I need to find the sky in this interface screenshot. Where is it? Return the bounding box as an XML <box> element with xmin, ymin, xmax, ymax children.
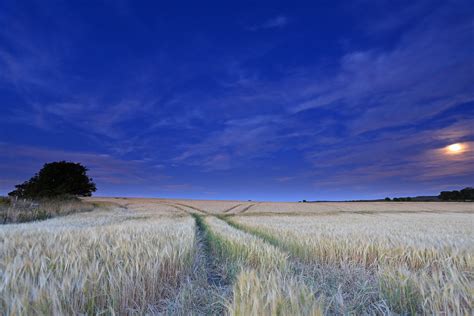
<box><xmin>0</xmin><ymin>0</ymin><xmax>473</xmax><ymax>201</ymax></box>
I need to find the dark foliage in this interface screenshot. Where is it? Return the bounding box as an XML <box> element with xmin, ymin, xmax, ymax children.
<box><xmin>393</xmin><ymin>197</ymin><xmax>412</xmax><ymax>202</ymax></box>
<box><xmin>8</xmin><ymin>161</ymin><xmax>96</xmax><ymax>199</ymax></box>
<box><xmin>439</xmin><ymin>187</ymin><xmax>474</xmax><ymax>201</ymax></box>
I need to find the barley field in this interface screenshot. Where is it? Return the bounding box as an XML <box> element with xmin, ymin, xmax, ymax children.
<box><xmin>1</xmin><ymin>198</ymin><xmax>472</xmax><ymax>315</ymax></box>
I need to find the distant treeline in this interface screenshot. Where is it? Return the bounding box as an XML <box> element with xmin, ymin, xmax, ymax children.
<box><xmin>438</xmin><ymin>187</ymin><xmax>474</xmax><ymax>201</ymax></box>
<box><xmin>385</xmin><ymin>187</ymin><xmax>473</xmax><ymax>202</ymax></box>
<box><xmin>384</xmin><ymin>196</ymin><xmax>435</xmax><ymax>202</ymax></box>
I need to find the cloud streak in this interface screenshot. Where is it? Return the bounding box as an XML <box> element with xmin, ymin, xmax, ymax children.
<box><xmin>246</xmin><ymin>15</ymin><xmax>289</xmax><ymax>31</ymax></box>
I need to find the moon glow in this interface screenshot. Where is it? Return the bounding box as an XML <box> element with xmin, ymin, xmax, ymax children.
<box><xmin>446</xmin><ymin>143</ymin><xmax>464</xmax><ymax>154</ymax></box>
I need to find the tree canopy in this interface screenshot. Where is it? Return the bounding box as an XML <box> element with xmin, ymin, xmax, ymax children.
<box><xmin>8</xmin><ymin>161</ymin><xmax>96</xmax><ymax>199</ymax></box>
<box><xmin>438</xmin><ymin>187</ymin><xmax>474</xmax><ymax>201</ymax></box>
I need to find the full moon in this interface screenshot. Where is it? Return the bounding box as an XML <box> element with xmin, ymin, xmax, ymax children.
<box><xmin>446</xmin><ymin>143</ymin><xmax>463</xmax><ymax>154</ymax></box>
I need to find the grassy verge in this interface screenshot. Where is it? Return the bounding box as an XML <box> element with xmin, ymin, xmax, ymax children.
<box><xmin>0</xmin><ymin>197</ymin><xmax>96</xmax><ymax>224</ymax></box>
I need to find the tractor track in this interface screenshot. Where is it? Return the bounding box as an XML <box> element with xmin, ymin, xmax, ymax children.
<box><xmin>192</xmin><ymin>214</ymin><xmax>228</xmax><ymax>287</ymax></box>
<box><xmin>161</xmin><ymin>203</ymin><xmax>189</xmax><ymax>216</ymax></box>
<box><xmin>173</xmin><ymin>202</ymin><xmax>209</xmax><ymax>215</ymax></box>
<box><xmin>223</xmin><ymin>203</ymin><xmax>242</xmax><ymax>213</ymax></box>
<box><xmin>237</xmin><ymin>203</ymin><xmax>256</xmax><ymax>214</ymax></box>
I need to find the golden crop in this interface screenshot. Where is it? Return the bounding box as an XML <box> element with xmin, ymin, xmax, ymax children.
<box><xmin>1</xmin><ymin>198</ymin><xmax>472</xmax><ymax>315</ymax></box>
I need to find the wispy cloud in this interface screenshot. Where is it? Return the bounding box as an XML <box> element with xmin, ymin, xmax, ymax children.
<box><xmin>246</xmin><ymin>15</ymin><xmax>289</xmax><ymax>31</ymax></box>
<box><xmin>174</xmin><ymin>115</ymin><xmax>283</xmax><ymax>170</ymax></box>
<box><xmin>290</xmin><ymin>8</ymin><xmax>474</xmax><ymax>135</ymax></box>
<box><xmin>173</xmin><ymin>1</ymin><xmax>474</xmax><ymax>183</ymax></box>
<box><xmin>306</xmin><ymin>118</ymin><xmax>474</xmax><ymax>192</ymax></box>
<box><xmin>0</xmin><ymin>1</ymin><xmax>472</xmax><ymax>199</ymax></box>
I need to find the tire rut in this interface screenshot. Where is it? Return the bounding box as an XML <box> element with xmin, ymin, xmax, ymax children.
<box><xmin>237</xmin><ymin>203</ymin><xmax>256</xmax><ymax>214</ymax></box>
<box><xmin>223</xmin><ymin>203</ymin><xmax>242</xmax><ymax>213</ymax></box>
<box><xmin>173</xmin><ymin>202</ymin><xmax>209</xmax><ymax>215</ymax></box>
<box><xmin>162</xmin><ymin>203</ymin><xmax>191</xmax><ymax>216</ymax></box>
<box><xmin>192</xmin><ymin>214</ymin><xmax>228</xmax><ymax>287</ymax></box>
<box><xmin>160</xmin><ymin>214</ymin><xmax>229</xmax><ymax>314</ymax></box>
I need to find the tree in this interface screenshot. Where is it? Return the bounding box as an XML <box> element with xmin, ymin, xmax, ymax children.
<box><xmin>384</xmin><ymin>197</ymin><xmax>391</xmax><ymax>201</ymax></box>
<box><xmin>460</xmin><ymin>187</ymin><xmax>474</xmax><ymax>200</ymax></box>
<box><xmin>439</xmin><ymin>190</ymin><xmax>460</xmax><ymax>201</ymax></box>
<box><xmin>439</xmin><ymin>187</ymin><xmax>474</xmax><ymax>201</ymax></box>
<box><xmin>8</xmin><ymin>161</ymin><xmax>96</xmax><ymax>199</ymax></box>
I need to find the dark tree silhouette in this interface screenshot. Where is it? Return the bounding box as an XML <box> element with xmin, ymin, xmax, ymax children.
<box><xmin>439</xmin><ymin>187</ymin><xmax>474</xmax><ymax>201</ymax></box>
<box><xmin>439</xmin><ymin>190</ymin><xmax>460</xmax><ymax>201</ymax></box>
<box><xmin>8</xmin><ymin>161</ymin><xmax>96</xmax><ymax>199</ymax></box>
<box><xmin>460</xmin><ymin>187</ymin><xmax>474</xmax><ymax>200</ymax></box>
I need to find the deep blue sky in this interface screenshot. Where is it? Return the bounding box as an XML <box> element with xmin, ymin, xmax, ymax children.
<box><xmin>1</xmin><ymin>0</ymin><xmax>473</xmax><ymax>201</ymax></box>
